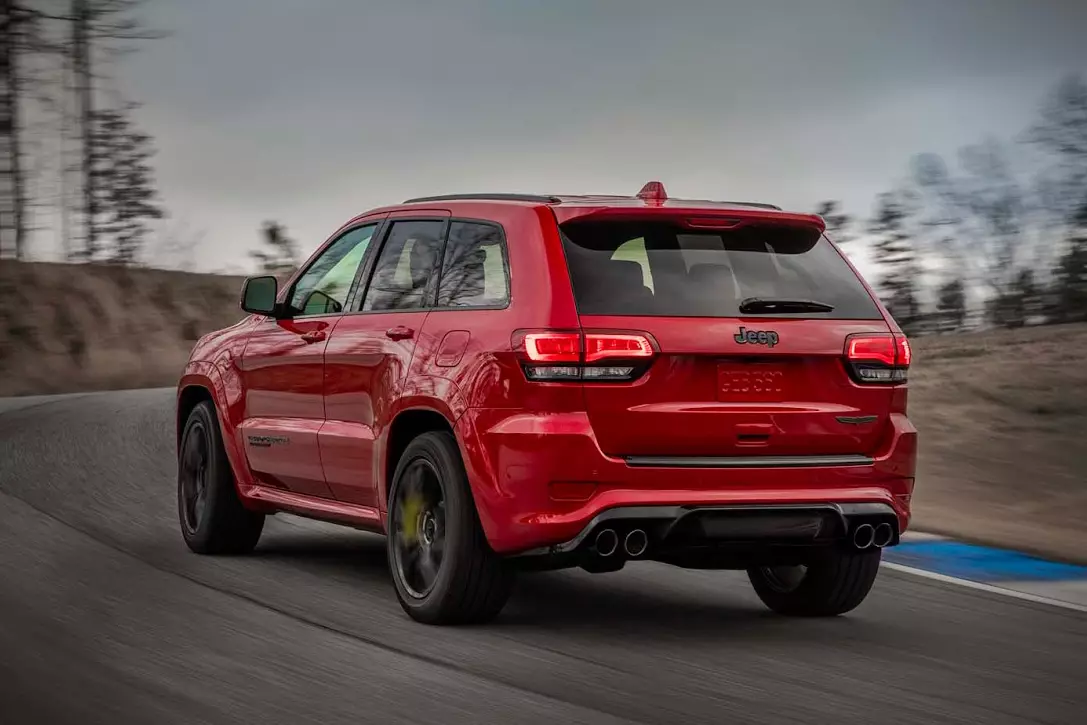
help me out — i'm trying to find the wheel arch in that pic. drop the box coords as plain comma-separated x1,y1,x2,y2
177,365,255,498
382,406,459,511
176,383,215,452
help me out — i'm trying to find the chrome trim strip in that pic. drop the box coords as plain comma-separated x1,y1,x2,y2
623,454,874,469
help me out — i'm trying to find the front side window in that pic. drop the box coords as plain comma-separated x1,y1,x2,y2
289,224,378,315
362,220,445,311
437,222,510,308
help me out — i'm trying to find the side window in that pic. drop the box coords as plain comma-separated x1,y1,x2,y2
437,222,510,308
289,224,378,315
362,220,445,311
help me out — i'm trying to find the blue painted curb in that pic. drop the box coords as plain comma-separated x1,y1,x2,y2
884,540,1087,583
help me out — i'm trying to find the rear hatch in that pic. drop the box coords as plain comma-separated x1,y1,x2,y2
557,211,902,460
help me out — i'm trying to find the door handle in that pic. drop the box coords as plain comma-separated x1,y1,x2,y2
385,326,415,341
300,330,327,344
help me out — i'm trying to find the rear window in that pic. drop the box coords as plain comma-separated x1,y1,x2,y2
559,220,881,319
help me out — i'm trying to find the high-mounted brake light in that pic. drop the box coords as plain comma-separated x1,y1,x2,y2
516,331,656,382
844,332,910,384
636,181,668,204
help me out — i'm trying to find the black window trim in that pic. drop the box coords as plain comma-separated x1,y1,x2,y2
348,216,513,316
351,215,451,315
284,218,387,320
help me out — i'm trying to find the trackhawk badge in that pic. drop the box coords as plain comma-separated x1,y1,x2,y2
248,435,289,448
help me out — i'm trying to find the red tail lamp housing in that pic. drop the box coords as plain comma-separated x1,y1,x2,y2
516,331,656,382
844,333,911,384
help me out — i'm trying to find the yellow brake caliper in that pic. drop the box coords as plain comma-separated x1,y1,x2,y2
399,490,425,545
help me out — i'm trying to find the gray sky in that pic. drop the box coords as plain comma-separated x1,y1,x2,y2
92,0,1087,275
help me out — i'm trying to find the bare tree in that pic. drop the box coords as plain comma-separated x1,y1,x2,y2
814,200,852,243
869,191,924,333
89,100,161,263
250,221,301,278
0,0,48,259
1027,74,1087,224
68,0,163,259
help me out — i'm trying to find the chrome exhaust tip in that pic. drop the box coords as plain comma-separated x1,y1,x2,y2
873,522,894,548
852,523,875,549
623,529,648,558
594,528,618,557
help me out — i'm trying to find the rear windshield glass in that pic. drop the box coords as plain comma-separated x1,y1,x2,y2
559,220,881,319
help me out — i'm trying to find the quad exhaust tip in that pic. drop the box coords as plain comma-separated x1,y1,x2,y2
624,529,648,558
873,522,894,548
852,523,875,549
595,528,619,557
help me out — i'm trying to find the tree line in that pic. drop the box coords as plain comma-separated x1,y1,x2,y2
815,74,1087,335
0,0,163,264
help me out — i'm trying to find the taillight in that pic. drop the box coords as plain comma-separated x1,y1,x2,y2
844,332,910,384
524,333,581,363
515,331,656,382
584,334,654,362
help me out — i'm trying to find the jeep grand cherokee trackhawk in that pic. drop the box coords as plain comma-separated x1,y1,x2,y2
176,182,917,625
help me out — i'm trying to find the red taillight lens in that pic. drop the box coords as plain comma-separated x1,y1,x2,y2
584,333,654,362
846,335,897,366
516,330,656,382
895,334,912,367
844,333,910,384
524,332,581,363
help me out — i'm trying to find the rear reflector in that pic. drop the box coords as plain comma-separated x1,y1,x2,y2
844,333,910,384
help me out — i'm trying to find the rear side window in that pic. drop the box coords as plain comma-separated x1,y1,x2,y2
437,221,510,308
362,220,444,311
559,220,881,319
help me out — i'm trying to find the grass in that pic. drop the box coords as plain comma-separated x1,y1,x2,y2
908,323,1087,562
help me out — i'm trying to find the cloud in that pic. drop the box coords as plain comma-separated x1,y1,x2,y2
32,0,1087,270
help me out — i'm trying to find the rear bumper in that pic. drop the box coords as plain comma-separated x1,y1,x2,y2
520,501,899,557
455,409,917,555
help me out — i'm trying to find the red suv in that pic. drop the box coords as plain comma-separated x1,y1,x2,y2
176,182,916,625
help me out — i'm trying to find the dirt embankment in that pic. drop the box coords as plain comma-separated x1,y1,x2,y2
1,261,1083,561
0,261,244,397
909,323,1087,563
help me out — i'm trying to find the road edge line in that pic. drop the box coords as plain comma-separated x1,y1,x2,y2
882,561,1087,613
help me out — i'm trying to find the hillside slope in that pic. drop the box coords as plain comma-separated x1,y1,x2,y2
0,261,243,397
0,261,1083,561
909,323,1087,563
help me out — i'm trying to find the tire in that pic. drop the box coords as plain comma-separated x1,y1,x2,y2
747,548,881,617
386,431,514,625
178,400,265,555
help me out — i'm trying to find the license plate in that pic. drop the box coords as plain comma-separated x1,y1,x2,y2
717,363,789,402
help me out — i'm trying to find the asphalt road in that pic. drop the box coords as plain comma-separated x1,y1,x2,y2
1,388,1084,725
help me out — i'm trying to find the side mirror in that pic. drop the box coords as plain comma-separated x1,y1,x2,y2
241,275,279,316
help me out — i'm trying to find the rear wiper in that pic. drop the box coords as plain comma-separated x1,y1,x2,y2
738,297,835,314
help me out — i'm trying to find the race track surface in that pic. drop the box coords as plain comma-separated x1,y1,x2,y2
1,389,1084,724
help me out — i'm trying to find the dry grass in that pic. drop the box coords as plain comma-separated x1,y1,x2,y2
908,323,1087,562
0,261,1083,560
0,261,244,397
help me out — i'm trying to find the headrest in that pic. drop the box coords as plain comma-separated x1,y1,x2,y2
602,260,648,289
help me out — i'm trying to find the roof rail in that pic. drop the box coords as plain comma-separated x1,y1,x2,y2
402,193,562,204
